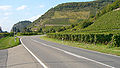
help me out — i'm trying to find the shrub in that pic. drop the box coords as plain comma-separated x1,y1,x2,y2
111,34,120,47
18,32,42,36
47,33,120,47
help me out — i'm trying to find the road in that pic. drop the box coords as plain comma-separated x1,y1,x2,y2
0,49,7,68
20,36,120,68
7,45,41,68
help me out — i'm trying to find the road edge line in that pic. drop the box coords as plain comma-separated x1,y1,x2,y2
31,38,115,68
40,36,120,58
20,38,48,68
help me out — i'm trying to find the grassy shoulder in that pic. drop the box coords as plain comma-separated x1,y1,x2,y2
40,36,120,56
17,32,43,36
0,37,20,50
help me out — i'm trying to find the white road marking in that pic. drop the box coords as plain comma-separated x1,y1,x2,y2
71,44,120,58
20,38,48,68
31,38,115,68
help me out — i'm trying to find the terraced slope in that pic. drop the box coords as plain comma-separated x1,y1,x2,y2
28,0,115,32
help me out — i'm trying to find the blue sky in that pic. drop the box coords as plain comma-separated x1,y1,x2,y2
0,0,93,32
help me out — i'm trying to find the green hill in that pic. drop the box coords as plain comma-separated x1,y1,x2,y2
46,0,120,49
89,10,120,30
64,9,120,33
61,0,120,33
28,0,115,32
80,10,120,33
11,21,32,32
47,9,120,47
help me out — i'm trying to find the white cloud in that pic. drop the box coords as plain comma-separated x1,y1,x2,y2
3,17,9,20
39,5,44,8
28,14,41,21
0,5,12,10
16,5,27,10
4,12,12,16
0,17,12,32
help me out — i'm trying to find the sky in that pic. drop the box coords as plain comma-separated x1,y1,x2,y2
0,0,93,32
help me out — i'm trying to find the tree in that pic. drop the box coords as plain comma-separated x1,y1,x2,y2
38,28,43,33
13,27,17,32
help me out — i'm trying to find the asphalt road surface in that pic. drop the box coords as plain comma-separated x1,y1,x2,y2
0,49,7,68
20,35,120,68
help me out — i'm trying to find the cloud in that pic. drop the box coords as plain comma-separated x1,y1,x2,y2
28,14,41,21
0,17,11,32
4,12,12,16
3,17,9,20
39,5,45,8
0,5,12,10
16,5,27,10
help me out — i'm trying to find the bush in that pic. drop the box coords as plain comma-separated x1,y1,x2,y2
47,33,120,47
18,32,43,36
111,34,120,47
0,33,13,37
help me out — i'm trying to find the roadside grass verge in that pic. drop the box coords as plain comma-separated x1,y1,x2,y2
40,36,120,56
0,37,20,50
17,32,43,36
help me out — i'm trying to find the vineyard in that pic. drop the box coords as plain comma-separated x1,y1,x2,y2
46,0,120,47
47,33,120,47
84,10,120,32
28,0,115,32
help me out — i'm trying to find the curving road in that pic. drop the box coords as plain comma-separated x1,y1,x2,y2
20,35,120,68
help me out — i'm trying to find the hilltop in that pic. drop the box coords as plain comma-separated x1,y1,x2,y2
28,0,115,32
11,21,32,32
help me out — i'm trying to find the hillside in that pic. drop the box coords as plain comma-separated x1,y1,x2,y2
46,0,120,48
28,0,115,32
64,9,120,33
62,0,120,33
11,21,32,32
81,10,120,33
